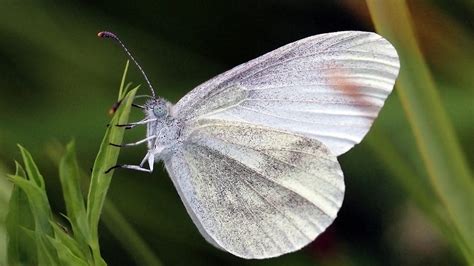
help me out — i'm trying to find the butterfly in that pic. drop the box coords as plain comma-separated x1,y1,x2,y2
99,30,400,259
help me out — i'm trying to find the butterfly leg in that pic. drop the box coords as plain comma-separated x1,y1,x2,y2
116,118,157,129
138,151,157,169
139,153,149,167
132,103,145,109
104,152,155,174
148,153,155,172
105,164,152,173
109,135,156,147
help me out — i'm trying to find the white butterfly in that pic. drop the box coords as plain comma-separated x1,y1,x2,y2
101,30,400,259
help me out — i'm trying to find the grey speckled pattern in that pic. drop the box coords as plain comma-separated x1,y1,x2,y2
165,123,344,259
129,31,399,259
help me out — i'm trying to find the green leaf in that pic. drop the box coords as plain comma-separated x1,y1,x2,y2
6,164,37,265
5,62,148,266
10,148,59,263
118,60,130,100
14,161,27,178
20,227,59,266
8,175,53,236
51,222,87,262
18,144,45,188
47,234,89,266
86,86,138,265
52,139,161,265
367,0,474,263
36,233,59,266
59,140,91,251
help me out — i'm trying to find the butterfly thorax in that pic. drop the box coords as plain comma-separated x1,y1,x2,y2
144,97,182,160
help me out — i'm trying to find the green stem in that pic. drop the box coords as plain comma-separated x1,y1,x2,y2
367,0,474,262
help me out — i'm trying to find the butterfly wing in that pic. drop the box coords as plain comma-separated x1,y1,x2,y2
165,122,344,259
172,31,399,156
164,31,399,258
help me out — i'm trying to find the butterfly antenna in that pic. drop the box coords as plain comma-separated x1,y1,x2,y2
98,31,156,98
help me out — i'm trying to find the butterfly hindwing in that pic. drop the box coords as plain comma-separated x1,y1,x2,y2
165,122,344,258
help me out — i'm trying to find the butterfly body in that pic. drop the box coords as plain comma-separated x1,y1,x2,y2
105,31,400,259
143,98,182,167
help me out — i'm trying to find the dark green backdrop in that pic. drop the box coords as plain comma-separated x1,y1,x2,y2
0,0,472,265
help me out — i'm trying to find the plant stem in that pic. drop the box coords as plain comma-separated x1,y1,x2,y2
367,0,474,262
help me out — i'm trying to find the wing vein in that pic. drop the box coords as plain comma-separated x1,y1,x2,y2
240,177,315,241
239,52,398,84
195,142,334,220
238,105,370,130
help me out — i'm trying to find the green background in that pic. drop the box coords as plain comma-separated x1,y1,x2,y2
0,0,472,265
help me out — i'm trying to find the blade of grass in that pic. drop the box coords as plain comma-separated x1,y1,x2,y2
86,86,138,265
367,0,474,262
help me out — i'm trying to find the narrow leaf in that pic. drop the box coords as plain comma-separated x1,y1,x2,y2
59,140,90,250
8,175,54,236
86,87,138,264
118,60,130,100
6,166,37,265
18,145,45,188
14,161,27,178
47,234,89,266
36,234,59,266
51,222,88,262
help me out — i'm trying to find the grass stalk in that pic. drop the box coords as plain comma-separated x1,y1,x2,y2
367,0,474,262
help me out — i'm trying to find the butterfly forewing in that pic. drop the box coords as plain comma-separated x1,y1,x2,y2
172,31,399,156
165,122,344,259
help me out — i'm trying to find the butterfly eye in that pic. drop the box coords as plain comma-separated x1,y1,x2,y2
153,104,167,117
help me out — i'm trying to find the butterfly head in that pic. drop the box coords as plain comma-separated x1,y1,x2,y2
144,97,169,118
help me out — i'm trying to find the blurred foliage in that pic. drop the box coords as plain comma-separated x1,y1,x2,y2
368,0,474,263
5,81,138,265
0,163,12,266
0,0,472,265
